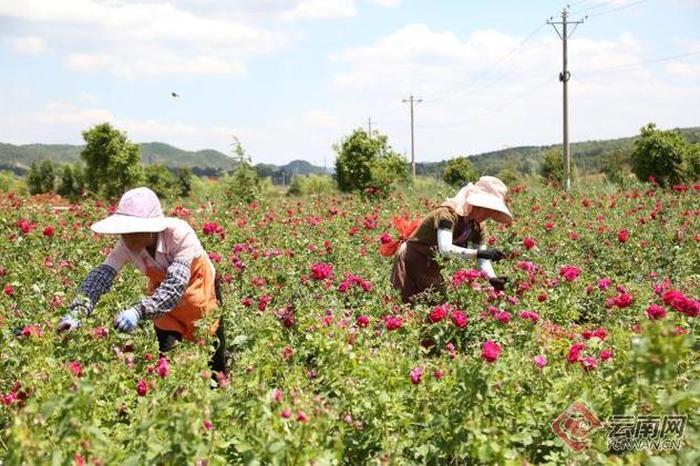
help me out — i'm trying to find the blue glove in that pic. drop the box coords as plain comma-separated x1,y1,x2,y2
57,314,81,333
114,308,140,333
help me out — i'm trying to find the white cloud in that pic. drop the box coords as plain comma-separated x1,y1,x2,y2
664,61,700,77
0,0,287,77
367,0,401,6
329,24,700,158
6,36,49,54
66,53,246,78
283,0,356,20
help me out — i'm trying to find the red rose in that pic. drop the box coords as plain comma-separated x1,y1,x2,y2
481,340,502,363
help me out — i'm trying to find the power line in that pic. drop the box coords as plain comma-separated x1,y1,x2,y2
583,50,700,73
587,0,646,18
425,22,548,103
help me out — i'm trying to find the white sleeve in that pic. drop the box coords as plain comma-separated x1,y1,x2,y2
475,243,497,278
437,228,478,260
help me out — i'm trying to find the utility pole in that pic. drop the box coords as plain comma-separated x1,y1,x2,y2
367,117,372,139
402,95,422,178
548,8,584,191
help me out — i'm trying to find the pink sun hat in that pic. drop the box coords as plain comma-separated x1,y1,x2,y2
442,176,513,225
91,187,168,234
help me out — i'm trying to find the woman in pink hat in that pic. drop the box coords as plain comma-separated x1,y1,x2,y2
57,187,226,375
391,176,513,304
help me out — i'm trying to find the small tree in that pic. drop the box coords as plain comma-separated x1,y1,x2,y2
81,122,143,198
443,156,478,187
631,123,688,187
27,160,56,195
56,164,85,200
144,163,178,199
603,151,631,188
681,143,700,183
222,136,260,204
496,167,521,186
335,128,408,194
176,167,193,197
540,148,564,185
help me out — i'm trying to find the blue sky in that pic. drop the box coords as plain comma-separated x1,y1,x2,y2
1,0,698,166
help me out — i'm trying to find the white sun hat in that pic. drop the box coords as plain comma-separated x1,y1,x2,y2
90,187,168,234
442,176,513,225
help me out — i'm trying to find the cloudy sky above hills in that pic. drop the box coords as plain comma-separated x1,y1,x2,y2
1,0,698,165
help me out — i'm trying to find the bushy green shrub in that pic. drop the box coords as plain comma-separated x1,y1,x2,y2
287,174,337,196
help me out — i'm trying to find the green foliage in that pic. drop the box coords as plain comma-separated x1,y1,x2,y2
222,162,261,205
631,123,689,187
80,123,143,199
27,160,56,195
335,128,408,194
496,167,522,186
176,167,193,197
143,163,179,200
287,174,337,196
443,156,478,187
540,148,564,185
602,152,631,188
56,164,85,200
369,151,410,192
681,143,700,182
0,170,27,194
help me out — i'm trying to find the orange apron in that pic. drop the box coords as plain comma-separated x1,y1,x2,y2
146,255,219,341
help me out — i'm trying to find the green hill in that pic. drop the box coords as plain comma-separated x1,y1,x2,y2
0,142,237,174
416,126,700,178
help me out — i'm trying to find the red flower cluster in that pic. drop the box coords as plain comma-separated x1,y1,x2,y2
310,262,333,280
606,292,634,309
409,366,423,385
481,340,502,363
155,357,170,378
338,274,372,293
136,379,149,396
16,219,36,234
383,315,403,331
202,222,225,239
451,268,483,287
68,361,83,378
617,229,630,243
646,304,666,320
522,237,536,250
662,290,699,317
559,265,581,282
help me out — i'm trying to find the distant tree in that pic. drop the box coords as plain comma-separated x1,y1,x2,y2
443,156,478,187
176,167,193,197
603,151,631,188
631,123,688,187
0,170,26,194
682,143,700,182
222,136,260,204
56,164,85,200
335,128,408,194
496,167,521,186
287,174,336,196
81,122,143,198
230,135,251,166
144,163,178,199
540,148,564,185
27,160,56,195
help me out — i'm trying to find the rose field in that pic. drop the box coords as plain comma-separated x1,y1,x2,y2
0,181,698,465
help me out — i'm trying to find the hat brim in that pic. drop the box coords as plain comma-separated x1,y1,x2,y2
91,214,168,235
465,192,513,225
